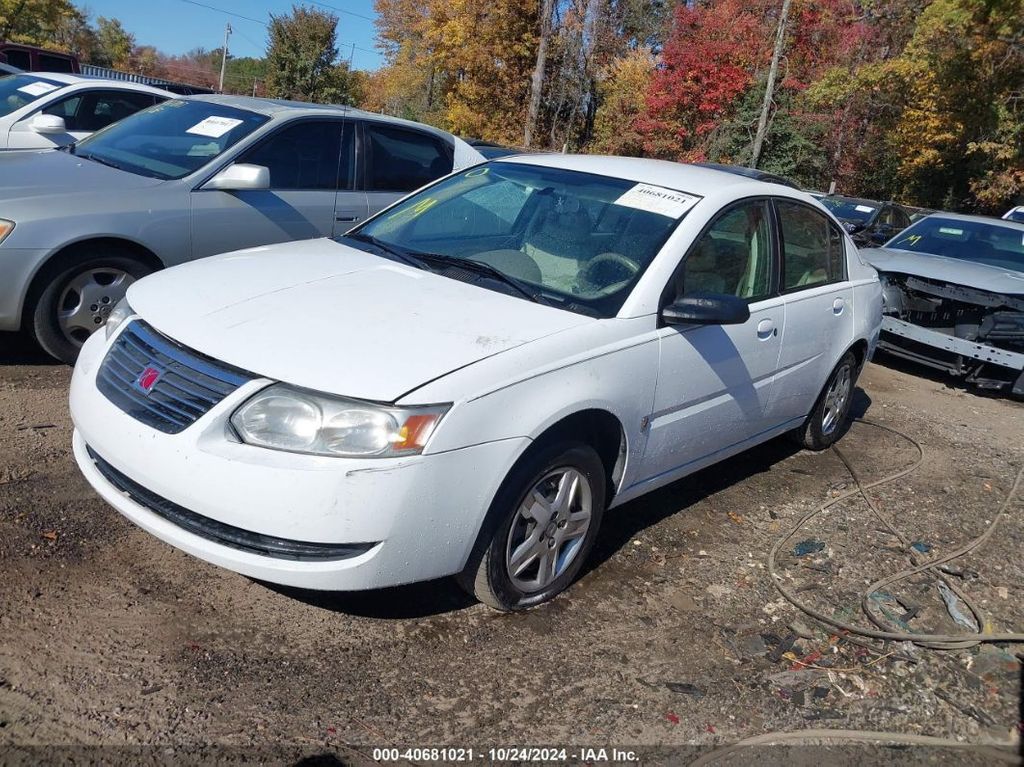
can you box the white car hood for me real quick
[127,239,591,401]
[862,247,1024,296]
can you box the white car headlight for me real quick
[230,384,449,458]
[105,297,135,339]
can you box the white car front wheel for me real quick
[460,441,606,611]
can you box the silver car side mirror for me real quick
[30,114,67,134]
[204,163,271,191]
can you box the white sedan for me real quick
[69,156,882,610]
[0,72,171,150]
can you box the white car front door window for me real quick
[640,199,786,484]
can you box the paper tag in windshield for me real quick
[614,184,700,219]
[938,227,964,236]
[186,116,244,138]
[17,81,59,97]
[855,204,876,213]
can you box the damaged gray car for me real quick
[862,213,1024,395]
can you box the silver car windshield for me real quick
[0,73,63,118]
[351,162,695,317]
[72,99,269,180]
[887,217,1024,273]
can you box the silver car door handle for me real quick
[833,297,846,315]
[335,215,360,222]
[756,318,777,339]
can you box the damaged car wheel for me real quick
[795,350,858,450]
[460,442,606,611]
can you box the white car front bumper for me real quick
[69,328,528,591]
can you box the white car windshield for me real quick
[350,162,697,317]
[0,73,63,118]
[71,99,268,179]
[887,217,1024,273]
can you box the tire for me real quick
[794,350,858,450]
[28,251,153,365]
[459,441,607,611]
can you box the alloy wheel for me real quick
[57,267,136,346]
[821,363,853,435]
[505,467,593,593]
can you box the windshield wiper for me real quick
[345,233,425,269]
[410,251,551,306]
[78,152,126,172]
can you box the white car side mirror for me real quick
[204,163,271,191]
[31,114,67,134]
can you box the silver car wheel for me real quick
[505,467,593,593]
[821,363,853,436]
[57,267,136,345]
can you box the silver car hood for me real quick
[0,149,163,202]
[862,247,1024,296]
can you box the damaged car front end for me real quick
[863,214,1024,395]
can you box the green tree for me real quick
[0,0,81,47]
[93,16,135,69]
[265,4,351,104]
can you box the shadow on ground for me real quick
[270,386,873,620]
[0,332,57,366]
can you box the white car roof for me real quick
[493,153,806,199]
[13,71,173,97]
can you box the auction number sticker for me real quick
[855,204,876,213]
[613,183,700,219]
[186,116,244,138]
[17,81,59,97]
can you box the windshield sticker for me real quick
[186,116,244,138]
[854,204,876,213]
[897,234,922,247]
[938,227,964,236]
[613,184,700,219]
[17,81,59,97]
[392,197,439,221]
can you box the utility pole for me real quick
[218,22,232,93]
[252,77,258,97]
[750,0,791,169]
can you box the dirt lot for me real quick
[0,332,1021,764]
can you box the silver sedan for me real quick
[0,94,482,363]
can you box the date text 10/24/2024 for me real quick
[372,747,641,762]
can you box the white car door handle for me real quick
[756,319,777,339]
[833,298,846,315]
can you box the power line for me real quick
[174,0,379,57]
[176,0,266,25]
[305,1,375,22]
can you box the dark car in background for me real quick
[821,195,912,247]
[693,162,800,189]
[0,42,79,73]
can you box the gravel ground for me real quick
[0,332,1021,765]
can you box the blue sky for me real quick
[83,0,383,70]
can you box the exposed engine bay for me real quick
[879,273,1024,394]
